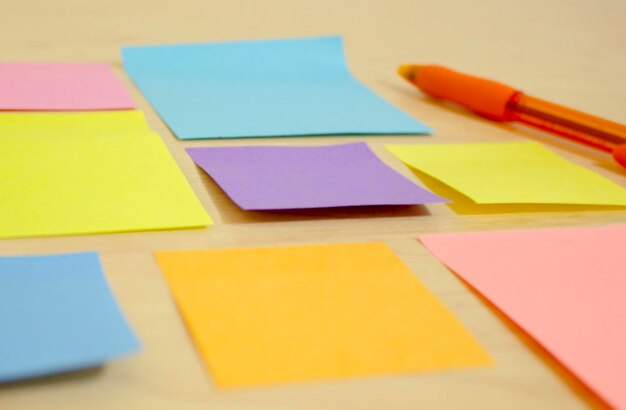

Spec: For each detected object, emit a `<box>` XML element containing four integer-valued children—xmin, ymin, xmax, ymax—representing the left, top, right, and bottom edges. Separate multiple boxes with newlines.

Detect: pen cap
<box><xmin>413</xmin><ymin>65</ymin><xmax>519</xmax><ymax>121</ymax></box>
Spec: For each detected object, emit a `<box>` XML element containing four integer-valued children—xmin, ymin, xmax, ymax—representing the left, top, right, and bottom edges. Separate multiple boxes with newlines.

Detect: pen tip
<box><xmin>398</xmin><ymin>65</ymin><xmax>420</xmax><ymax>82</ymax></box>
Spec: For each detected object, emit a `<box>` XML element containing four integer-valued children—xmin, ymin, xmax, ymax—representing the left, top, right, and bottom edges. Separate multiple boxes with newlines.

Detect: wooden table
<box><xmin>2</xmin><ymin>0</ymin><xmax>625</xmax><ymax>408</ymax></box>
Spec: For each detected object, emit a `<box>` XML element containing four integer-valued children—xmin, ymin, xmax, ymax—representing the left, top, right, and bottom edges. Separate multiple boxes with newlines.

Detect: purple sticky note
<box><xmin>0</xmin><ymin>63</ymin><xmax>135</xmax><ymax>111</ymax></box>
<box><xmin>186</xmin><ymin>143</ymin><xmax>448</xmax><ymax>210</ymax></box>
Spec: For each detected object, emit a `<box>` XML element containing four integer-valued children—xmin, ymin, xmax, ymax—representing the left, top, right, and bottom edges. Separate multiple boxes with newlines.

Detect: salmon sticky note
<box><xmin>0</xmin><ymin>113</ymin><xmax>211</xmax><ymax>239</ymax></box>
<box><xmin>0</xmin><ymin>252</ymin><xmax>140</xmax><ymax>382</ymax></box>
<box><xmin>0</xmin><ymin>63</ymin><xmax>135</xmax><ymax>111</ymax></box>
<box><xmin>386</xmin><ymin>142</ymin><xmax>626</xmax><ymax>206</ymax></box>
<box><xmin>155</xmin><ymin>242</ymin><xmax>491</xmax><ymax>387</ymax></box>
<box><xmin>420</xmin><ymin>224</ymin><xmax>626</xmax><ymax>409</ymax></box>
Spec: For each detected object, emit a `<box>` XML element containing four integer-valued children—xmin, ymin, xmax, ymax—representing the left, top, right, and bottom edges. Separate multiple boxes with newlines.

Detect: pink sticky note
<box><xmin>420</xmin><ymin>225</ymin><xmax>626</xmax><ymax>409</ymax></box>
<box><xmin>0</xmin><ymin>63</ymin><xmax>135</xmax><ymax>111</ymax></box>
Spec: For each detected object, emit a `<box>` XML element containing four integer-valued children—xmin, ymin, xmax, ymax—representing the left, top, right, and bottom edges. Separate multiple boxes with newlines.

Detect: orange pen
<box><xmin>398</xmin><ymin>65</ymin><xmax>626</xmax><ymax>169</ymax></box>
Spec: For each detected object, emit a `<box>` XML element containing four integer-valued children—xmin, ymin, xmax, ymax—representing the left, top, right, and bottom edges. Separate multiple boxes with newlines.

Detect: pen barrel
<box><xmin>410</xmin><ymin>65</ymin><xmax>518</xmax><ymax>121</ymax></box>
<box><xmin>506</xmin><ymin>93</ymin><xmax>626</xmax><ymax>153</ymax></box>
<box><xmin>403</xmin><ymin>65</ymin><xmax>626</xmax><ymax>168</ymax></box>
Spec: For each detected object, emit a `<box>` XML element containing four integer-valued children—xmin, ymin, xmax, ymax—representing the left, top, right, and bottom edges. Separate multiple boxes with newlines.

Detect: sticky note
<box><xmin>155</xmin><ymin>242</ymin><xmax>491</xmax><ymax>387</ymax></box>
<box><xmin>0</xmin><ymin>110</ymin><xmax>151</xmax><ymax>136</ymax></box>
<box><xmin>0</xmin><ymin>252</ymin><xmax>140</xmax><ymax>382</ymax></box>
<box><xmin>0</xmin><ymin>63</ymin><xmax>135</xmax><ymax>111</ymax></box>
<box><xmin>0</xmin><ymin>113</ymin><xmax>211</xmax><ymax>239</ymax></box>
<box><xmin>122</xmin><ymin>36</ymin><xmax>430</xmax><ymax>139</ymax></box>
<box><xmin>386</xmin><ymin>142</ymin><xmax>626</xmax><ymax>206</ymax></box>
<box><xmin>186</xmin><ymin>143</ymin><xmax>447</xmax><ymax>210</ymax></box>
<box><xmin>420</xmin><ymin>224</ymin><xmax>626</xmax><ymax>409</ymax></box>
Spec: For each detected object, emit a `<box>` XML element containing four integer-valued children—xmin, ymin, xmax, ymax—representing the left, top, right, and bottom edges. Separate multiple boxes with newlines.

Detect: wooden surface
<box><xmin>2</xmin><ymin>0</ymin><xmax>625</xmax><ymax>408</ymax></box>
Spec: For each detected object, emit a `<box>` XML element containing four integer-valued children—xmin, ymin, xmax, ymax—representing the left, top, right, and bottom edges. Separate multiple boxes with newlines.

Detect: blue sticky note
<box><xmin>122</xmin><ymin>36</ymin><xmax>431</xmax><ymax>139</ymax></box>
<box><xmin>0</xmin><ymin>252</ymin><xmax>140</xmax><ymax>382</ymax></box>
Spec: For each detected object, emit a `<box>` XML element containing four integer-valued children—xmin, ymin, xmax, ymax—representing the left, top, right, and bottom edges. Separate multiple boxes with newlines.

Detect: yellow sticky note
<box><xmin>0</xmin><ymin>110</ymin><xmax>151</xmax><ymax>136</ymax></box>
<box><xmin>155</xmin><ymin>242</ymin><xmax>491</xmax><ymax>387</ymax></box>
<box><xmin>0</xmin><ymin>115</ymin><xmax>211</xmax><ymax>238</ymax></box>
<box><xmin>386</xmin><ymin>142</ymin><xmax>626</xmax><ymax>205</ymax></box>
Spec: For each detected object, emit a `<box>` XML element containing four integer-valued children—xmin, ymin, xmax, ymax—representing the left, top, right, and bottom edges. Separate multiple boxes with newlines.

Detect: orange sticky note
<box><xmin>420</xmin><ymin>225</ymin><xmax>626</xmax><ymax>409</ymax></box>
<box><xmin>154</xmin><ymin>242</ymin><xmax>491</xmax><ymax>388</ymax></box>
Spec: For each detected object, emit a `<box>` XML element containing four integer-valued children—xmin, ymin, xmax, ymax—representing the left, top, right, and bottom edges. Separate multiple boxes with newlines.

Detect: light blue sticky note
<box><xmin>0</xmin><ymin>252</ymin><xmax>140</xmax><ymax>382</ymax></box>
<box><xmin>121</xmin><ymin>36</ymin><xmax>431</xmax><ymax>139</ymax></box>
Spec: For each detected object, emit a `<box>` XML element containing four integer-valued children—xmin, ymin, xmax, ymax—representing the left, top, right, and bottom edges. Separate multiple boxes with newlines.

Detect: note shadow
<box><xmin>408</xmin><ymin>168</ymin><xmax>625</xmax><ymax>215</ymax></box>
<box><xmin>593</xmin><ymin>156</ymin><xmax>626</xmax><ymax>176</ymax></box>
<box><xmin>0</xmin><ymin>366</ymin><xmax>104</xmax><ymax>391</ymax></box>
<box><xmin>449</xmin><ymin>274</ymin><xmax>610</xmax><ymax>409</ymax></box>
<box><xmin>194</xmin><ymin>167</ymin><xmax>432</xmax><ymax>224</ymax></box>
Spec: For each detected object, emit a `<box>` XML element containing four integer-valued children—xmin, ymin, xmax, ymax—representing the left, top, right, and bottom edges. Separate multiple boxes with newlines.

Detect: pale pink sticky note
<box><xmin>420</xmin><ymin>224</ymin><xmax>626</xmax><ymax>409</ymax></box>
<box><xmin>0</xmin><ymin>63</ymin><xmax>135</xmax><ymax>110</ymax></box>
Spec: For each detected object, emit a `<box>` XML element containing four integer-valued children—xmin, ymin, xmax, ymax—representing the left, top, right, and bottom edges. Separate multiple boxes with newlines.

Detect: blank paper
<box><xmin>155</xmin><ymin>242</ymin><xmax>491</xmax><ymax>387</ymax></box>
<box><xmin>122</xmin><ymin>36</ymin><xmax>431</xmax><ymax>139</ymax></box>
<box><xmin>0</xmin><ymin>252</ymin><xmax>140</xmax><ymax>382</ymax></box>
<box><xmin>0</xmin><ymin>63</ymin><xmax>135</xmax><ymax>111</ymax></box>
<box><xmin>1</xmin><ymin>110</ymin><xmax>151</xmax><ymax>136</ymax></box>
<box><xmin>386</xmin><ymin>142</ymin><xmax>626</xmax><ymax>206</ymax></box>
<box><xmin>0</xmin><ymin>112</ymin><xmax>211</xmax><ymax>239</ymax></box>
<box><xmin>186</xmin><ymin>143</ymin><xmax>447</xmax><ymax>210</ymax></box>
<box><xmin>420</xmin><ymin>225</ymin><xmax>626</xmax><ymax>409</ymax></box>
